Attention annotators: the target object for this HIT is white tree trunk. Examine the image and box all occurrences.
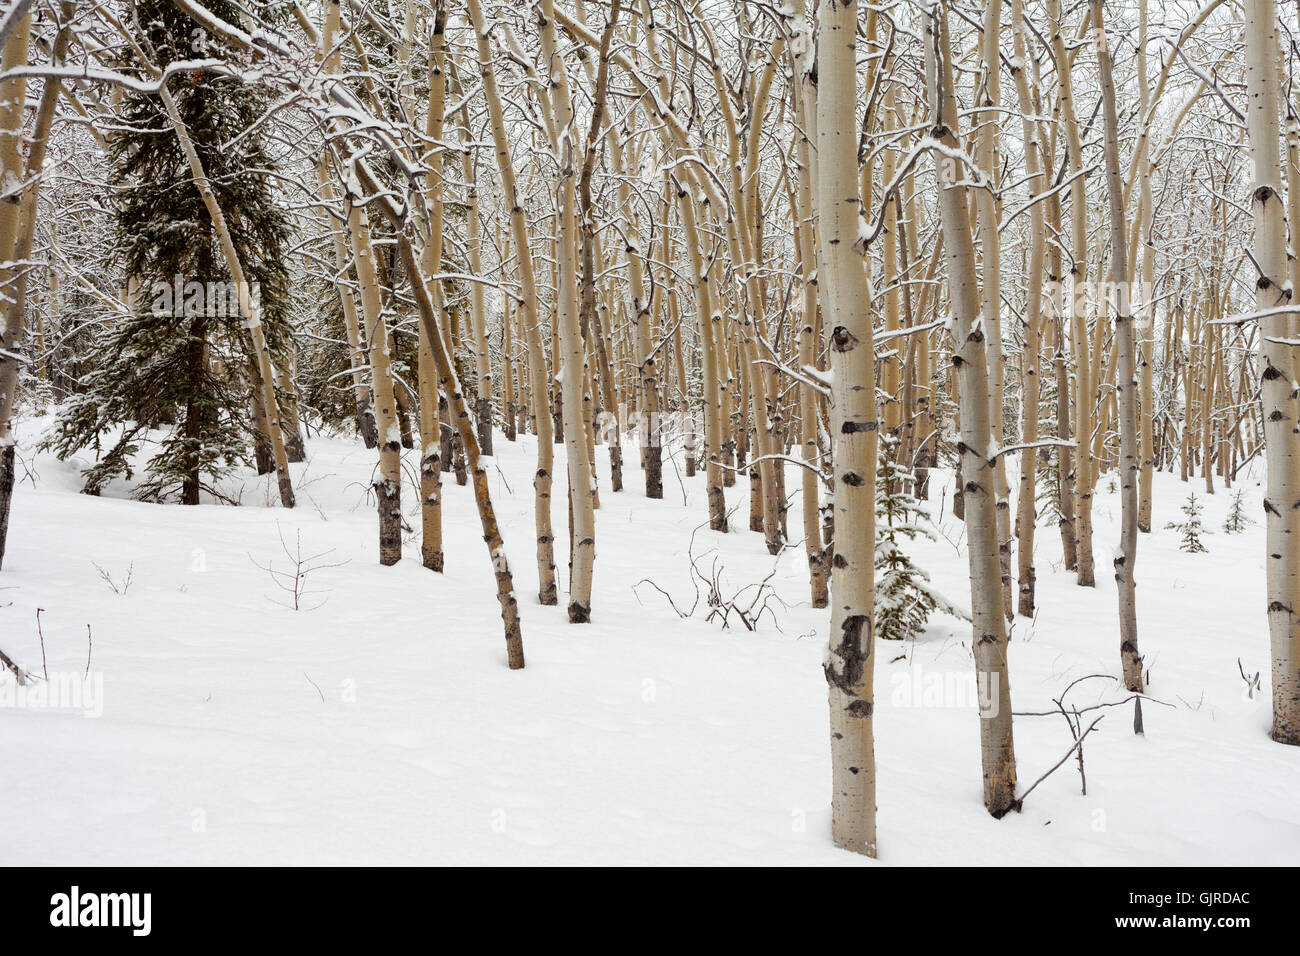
[817,0,878,857]
[925,1,1017,816]
[1244,0,1300,743]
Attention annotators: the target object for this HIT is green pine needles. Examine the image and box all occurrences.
[45,1,292,504]
[875,438,969,641]
[1166,492,1209,553]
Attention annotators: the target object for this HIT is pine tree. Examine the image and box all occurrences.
[45,0,292,504]
[1224,490,1252,534]
[875,438,969,641]
[1166,492,1209,553]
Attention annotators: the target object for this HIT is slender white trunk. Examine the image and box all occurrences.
[1094,0,1144,693]
[1244,0,1300,743]
[925,1,1017,816]
[817,0,878,857]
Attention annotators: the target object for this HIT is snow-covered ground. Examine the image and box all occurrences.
[3,411,1297,865]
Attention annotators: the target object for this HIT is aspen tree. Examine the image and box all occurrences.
[678,188,728,531]
[1009,0,1044,617]
[974,0,1013,619]
[670,289,697,478]
[818,0,878,857]
[276,357,306,463]
[467,0,559,604]
[1,1,70,421]
[609,122,662,499]
[925,1,1017,816]
[500,221,519,443]
[582,214,623,496]
[1136,0,1156,533]
[419,4,448,572]
[539,0,596,622]
[344,168,401,564]
[880,90,902,442]
[788,21,829,607]
[1094,0,1144,693]
[698,20,784,553]
[401,225,527,669]
[317,164,377,448]
[1243,0,1300,743]
[456,109,494,459]
[313,2,376,453]
[1049,0,1095,587]
[0,9,33,568]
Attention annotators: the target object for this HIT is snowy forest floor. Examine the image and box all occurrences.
[3,410,1298,865]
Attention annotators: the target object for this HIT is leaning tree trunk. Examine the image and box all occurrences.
[397,233,526,670]
[347,145,527,671]
[1244,0,1300,743]
[158,83,294,510]
[925,1,1017,817]
[468,0,558,605]
[817,0,878,858]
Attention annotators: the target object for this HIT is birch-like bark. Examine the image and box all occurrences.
[344,177,402,563]
[610,123,662,499]
[397,233,526,669]
[576,12,625,498]
[1009,0,1043,617]
[467,0,559,604]
[818,0,877,857]
[1136,0,1155,532]
[926,1,1017,816]
[0,9,32,569]
[456,103,493,458]
[1244,0,1300,743]
[974,0,1013,619]
[419,4,447,572]
[1049,0,1095,587]
[316,155,377,447]
[540,0,596,622]
[788,26,829,606]
[678,188,728,530]
[1094,0,1144,693]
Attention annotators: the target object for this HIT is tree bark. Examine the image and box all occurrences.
[926,2,1017,817]
[817,0,878,857]
[1094,0,1144,693]
[467,0,559,604]
[1244,0,1300,743]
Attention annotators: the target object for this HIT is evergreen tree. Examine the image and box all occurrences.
[1166,492,1209,553]
[1224,489,1252,534]
[45,1,292,504]
[875,438,969,641]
